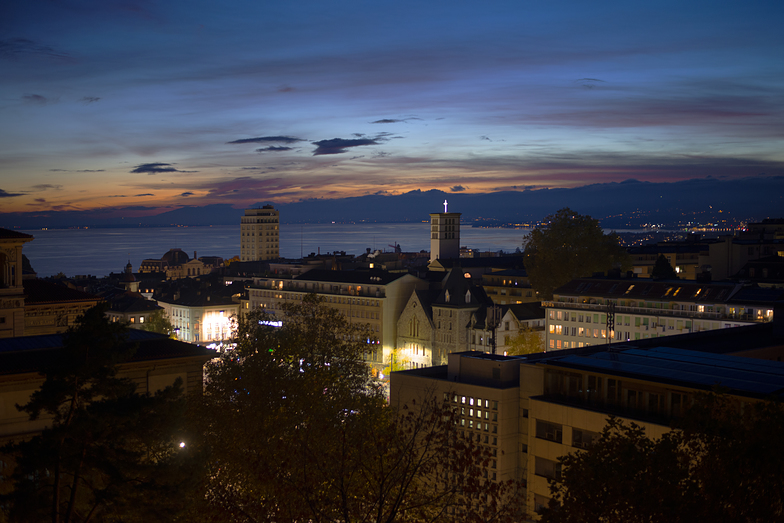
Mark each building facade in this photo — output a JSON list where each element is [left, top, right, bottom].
[[543, 277, 766, 351], [429, 201, 461, 263], [247, 269, 430, 373], [241, 206, 280, 261], [0, 229, 34, 338]]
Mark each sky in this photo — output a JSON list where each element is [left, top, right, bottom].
[[2, 0, 783, 218]]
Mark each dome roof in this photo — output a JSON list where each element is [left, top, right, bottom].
[[161, 248, 190, 266]]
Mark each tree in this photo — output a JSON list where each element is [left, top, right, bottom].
[[140, 309, 176, 337], [191, 294, 523, 523], [523, 208, 631, 300], [651, 254, 677, 280], [1, 304, 199, 523], [541, 394, 784, 523], [504, 325, 545, 355]]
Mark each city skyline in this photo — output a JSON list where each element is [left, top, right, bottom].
[[2, 0, 783, 218]]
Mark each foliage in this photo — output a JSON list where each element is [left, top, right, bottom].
[[191, 294, 523, 522], [504, 325, 545, 355], [651, 254, 677, 280], [523, 208, 631, 299], [541, 394, 784, 523], [139, 309, 176, 337], [1, 304, 200, 523]]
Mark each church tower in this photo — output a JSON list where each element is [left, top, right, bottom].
[[429, 200, 461, 262]]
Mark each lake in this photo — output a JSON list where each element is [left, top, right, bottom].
[[20, 223, 531, 278]]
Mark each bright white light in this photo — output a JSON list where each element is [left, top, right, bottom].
[[179, 442, 186, 448]]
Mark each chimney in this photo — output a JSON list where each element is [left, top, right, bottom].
[[194, 250, 197, 259]]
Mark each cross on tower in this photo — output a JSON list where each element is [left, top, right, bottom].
[[443, 199, 448, 213]]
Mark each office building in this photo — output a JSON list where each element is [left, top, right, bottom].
[[241, 206, 280, 261]]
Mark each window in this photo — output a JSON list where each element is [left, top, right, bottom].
[[572, 428, 599, 449], [535, 420, 563, 443], [535, 457, 561, 480]]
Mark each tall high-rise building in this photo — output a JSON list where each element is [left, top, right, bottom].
[[429, 199, 461, 262], [240, 206, 279, 261]]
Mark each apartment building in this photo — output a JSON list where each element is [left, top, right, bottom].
[[391, 317, 784, 518], [543, 277, 764, 350]]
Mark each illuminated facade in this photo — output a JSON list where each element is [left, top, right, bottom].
[[156, 299, 238, 345], [543, 278, 766, 351], [241, 206, 280, 262], [247, 269, 429, 374]]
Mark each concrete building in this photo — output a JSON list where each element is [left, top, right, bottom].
[[391, 317, 784, 518], [543, 277, 767, 350], [247, 268, 429, 374], [429, 200, 461, 263], [0, 229, 34, 338], [0, 329, 213, 443], [22, 279, 101, 336], [481, 269, 537, 305], [241, 206, 280, 261]]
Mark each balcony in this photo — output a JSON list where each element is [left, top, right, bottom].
[[541, 300, 767, 322]]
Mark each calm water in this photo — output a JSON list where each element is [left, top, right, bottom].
[[21, 224, 530, 278]]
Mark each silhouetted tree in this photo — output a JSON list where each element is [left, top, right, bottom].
[[524, 208, 630, 299], [1, 304, 200, 523], [541, 394, 784, 523], [191, 295, 524, 522], [651, 254, 677, 280]]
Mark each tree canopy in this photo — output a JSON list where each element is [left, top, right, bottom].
[[541, 394, 784, 523], [523, 208, 630, 299], [1, 304, 199, 523], [191, 294, 523, 523], [651, 254, 677, 280]]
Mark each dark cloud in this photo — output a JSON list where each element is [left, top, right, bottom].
[[228, 136, 303, 144], [0, 189, 23, 198], [0, 38, 70, 60], [34, 198, 46, 203], [130, 163, 179, 174], [372, 119, 403, 124], [256, 146, 293, 153], [22, 94, 48, 105], [450, 185, 466, 192], [312, 138, 378, 156], [31, 184, 62, 190], [134, 193, 154, 197], [575, 78, 606, 89], [80, 96, 100, 103], [76, 169, 105, 172], [480, 136, 492, 141], [180, 192, 194, 197]]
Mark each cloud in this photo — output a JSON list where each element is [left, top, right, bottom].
[[256, 146, 293, 153], [22, 94, 49, 105], [31, 184, 62, 190], [0, 189, 23, 198], [134, 193, 154, 197], [34, 198, 46, 204], [372, 119, 403, 124], [450, 185, 466, 192], [180, 192, 194, 197], [131, 163, 180, 174], [80, 96, 100, 103], [480, 136, 492, 141], [575, 78, 606, 89], [228, 136, 303, 144], [312, 138, 379, 156], [0, 38, 70, 60]]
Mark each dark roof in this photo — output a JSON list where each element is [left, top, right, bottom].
[[506, 302, 545, 320], [434, 269, 491, 307], [0, 329, 214, 376], [293, 268, 408, 286], [0, 228, 34, 240], [554, 277, 742, 303], [544, 346, 784, 399], [435, 256, 524, 270], [23, 279, 100, 304]]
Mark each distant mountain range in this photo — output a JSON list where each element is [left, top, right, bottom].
[[2, 176, 782, 230]]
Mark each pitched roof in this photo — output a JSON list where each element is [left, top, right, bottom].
[[0, 329, 214, 376], [23, 279, 101, 305]]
